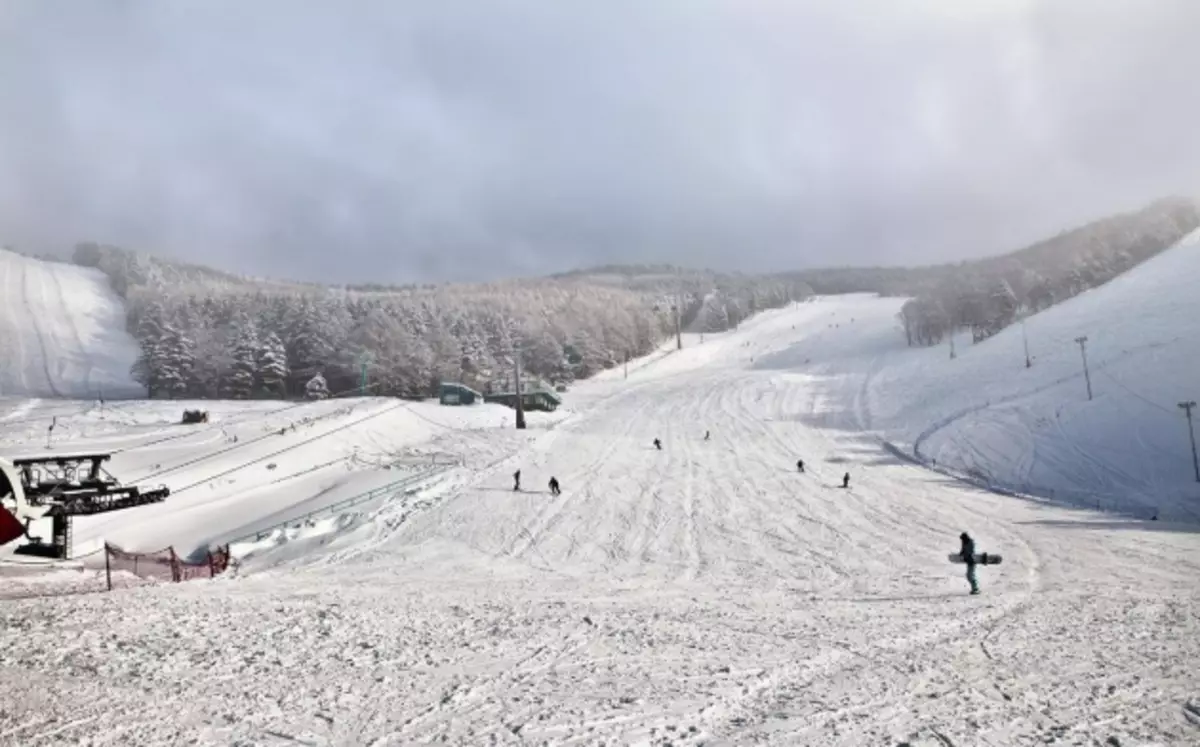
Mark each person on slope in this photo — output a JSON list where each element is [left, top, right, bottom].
[[797, 459, 805, 473], [548, 476, 561, 496], [960, 532, 980, 595], [704, 430, 711, 441], [653, 438, 662, 451], [841, 472, 850, 489], [513, 469, 521, 492]]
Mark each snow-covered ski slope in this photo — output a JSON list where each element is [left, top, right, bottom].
[[2, 273, 1198, 745], [0, 249, 142, 399], [760, 227, 1200, 522], [0, 395, 564, 560]]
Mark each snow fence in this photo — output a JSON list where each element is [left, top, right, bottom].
[[0, 543, 231, 601]]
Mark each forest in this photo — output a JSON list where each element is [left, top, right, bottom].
[[891, 197, 1200, 347], [70, 243, 809, 400], [64, 195, 1199, 401]]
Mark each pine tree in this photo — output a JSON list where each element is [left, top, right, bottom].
[[156, 324, 195, 398], [227, 323, 258, 400], [305, 372, 330, 400], [129, 305, 167, 397], [257, 331, 289, 397]]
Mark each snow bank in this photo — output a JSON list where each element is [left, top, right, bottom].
[[0, 249, 142, 399]]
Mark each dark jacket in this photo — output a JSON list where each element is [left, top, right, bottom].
[[960, 533, 976, 564]]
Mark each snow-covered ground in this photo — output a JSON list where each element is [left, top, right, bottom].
[[0, 249, 142, 399], [0, 395, 566, 560], [759, 228, 1200, 522], [0, 249, 1198, 745]]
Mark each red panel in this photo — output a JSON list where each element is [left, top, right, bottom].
[[0, 508, 24, 546]]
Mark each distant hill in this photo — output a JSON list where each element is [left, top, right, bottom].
[[1, 194, 1192, 403]]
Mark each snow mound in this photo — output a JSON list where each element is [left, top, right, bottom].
[[0, 249, 142, 399]]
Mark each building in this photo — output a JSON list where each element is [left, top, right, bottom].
[[438, 382, 482, 406], [483, 384, 562, 412]]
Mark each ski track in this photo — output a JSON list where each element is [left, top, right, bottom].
[[0, 303, 1197, 746]]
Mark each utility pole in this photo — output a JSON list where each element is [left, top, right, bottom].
[[1074, 335, 1092, 401], [1021, 319, 1032, 368], [673, 269, 684, 351], [513, 344, 526, 430], [1179, 401, 1199, 483], [358, 351, 372, 395]]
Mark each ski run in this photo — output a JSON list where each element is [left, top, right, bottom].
[[2, 241, 1200, 745]]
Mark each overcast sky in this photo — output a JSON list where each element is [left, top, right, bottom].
[[1, 1, 1198, 284]]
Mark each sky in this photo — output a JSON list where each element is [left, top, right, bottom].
[[1, 1, 1198, 285]]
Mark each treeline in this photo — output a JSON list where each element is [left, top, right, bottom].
[[73, 246, 807, 400], [896, 197, 1200, 347]]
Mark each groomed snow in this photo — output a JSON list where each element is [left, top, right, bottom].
[[0, 250, 1198, 745], [0, 249, 142, 399], [759, 227, 1200, 522]]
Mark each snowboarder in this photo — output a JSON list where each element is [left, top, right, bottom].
[[841, 472, 850, 488], [513, 469, 521, 491], [960, 532, 980, 595], [548, 476, 561, 496], [704, 430, 710, 441], [797, 459, 805, 473], [653, 438, 662, 450]]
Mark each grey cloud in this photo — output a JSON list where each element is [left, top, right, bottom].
[[1, 0, 1197, 284]]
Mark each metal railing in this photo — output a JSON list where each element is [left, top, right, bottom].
[[229, 462, 453, 547]]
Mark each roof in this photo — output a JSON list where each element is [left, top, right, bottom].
[[440, 381, 481, 395]]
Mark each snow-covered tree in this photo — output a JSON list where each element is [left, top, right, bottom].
[[257, 331, 289, 397], [227, 322, 258, 400], [305, 372, 330, 400]]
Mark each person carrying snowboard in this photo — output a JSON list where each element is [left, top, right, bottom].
[[797, 459, 805, 473], [841, 472, 850, 488], [653, 438, 662, 450], [513, 469, 521, 491], [960, 531, 980, 595], [548, 476, 561, 496]]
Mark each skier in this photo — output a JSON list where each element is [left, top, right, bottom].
[[841, 472, 850, 489], [704, 430, 710, 441], [960, 532, 980, 595], [513, 469, 521, 492], [797, 459, 805, 473], [548, 476, 561, 496], [653, 438, 662, 450]]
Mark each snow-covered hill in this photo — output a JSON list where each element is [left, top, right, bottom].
[[1, 291, 1196, 745], [758, 228, 1200, 521], [0, 249, 142, 399]]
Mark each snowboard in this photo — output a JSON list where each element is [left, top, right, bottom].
[[948, 553, 1002, 565]]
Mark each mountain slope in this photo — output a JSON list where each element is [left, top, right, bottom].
[[0, 249, 141, 399], [759, 228, 1200, 520], [1, 299, 1195, 746]]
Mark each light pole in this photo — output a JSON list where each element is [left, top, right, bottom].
[[1021, 319, 1032, 368], [674, 270, 684, 351], [1179, 401, 1199, 483], [1074, 336, 1092, 401], [513, 343, 526, 430]]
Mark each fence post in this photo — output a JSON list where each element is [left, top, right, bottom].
[[105, 543, 112, 592]]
